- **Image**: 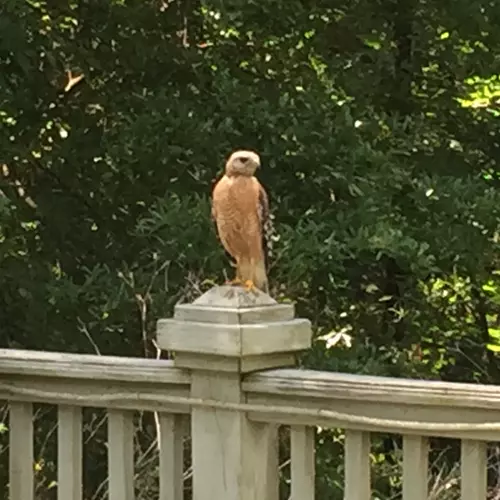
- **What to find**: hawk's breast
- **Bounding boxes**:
[212,176,263,259]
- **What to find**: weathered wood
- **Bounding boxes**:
[108,410,135,500]
[245,368,500,409]
[344,430,370,500]
[159,320,241,356]
[244,371,500,439]
[9,402,34,500]
[263,423,280,500]
[157,286,312,373]
[0,377,190,413]
[156,285,306,499]
[58,405,82,500]
[188,285,279,308]
[159,413,184,500]
[174,303,294,324]
[244,394,500,440]
[13,281,500,500]
[157,318,311,357]
[175,286,293,324]
[190,371,239,500]
[461,440,487,500]
[0,349,189,383]
[291,425,315,500]
[190,371,279,500]
[3,361,500,440]
[241,353,296,373]
[174,352,296,373]
[403,435,428,500]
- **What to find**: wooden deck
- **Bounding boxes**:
[1,285,494,499]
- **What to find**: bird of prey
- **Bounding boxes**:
[211,150,272,293]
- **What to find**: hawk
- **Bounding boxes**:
[212,150,272,293]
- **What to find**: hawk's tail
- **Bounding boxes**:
[238,258,269,294]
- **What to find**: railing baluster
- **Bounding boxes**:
[108,409,135,500]
[291,425,315,500]
[9,402,34,500]
[58,405,82,500]
[461,439,487,500]
[344,430,370,500]
[403,435,428,500]
[159,413,184,500]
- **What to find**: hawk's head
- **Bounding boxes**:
[225,150,260,177]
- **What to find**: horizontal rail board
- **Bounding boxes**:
[0,349,189,384]
[3,350,500,439]
[243,396,500,440]
[0,376,191,413]
[243,369,500,410]
[243,370,500,439]
[2,386,498,439]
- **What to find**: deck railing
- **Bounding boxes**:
[1,350,190,500]
[0,285,495,499]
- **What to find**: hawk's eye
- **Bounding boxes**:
[239,157,249,164]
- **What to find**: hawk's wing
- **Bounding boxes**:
[257,183,274,271]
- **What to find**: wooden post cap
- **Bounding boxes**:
[156,286,312,373]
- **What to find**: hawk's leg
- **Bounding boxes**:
[225,259,242,287]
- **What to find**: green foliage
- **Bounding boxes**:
[2,0,500,497]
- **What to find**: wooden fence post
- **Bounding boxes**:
[157,285,312,500]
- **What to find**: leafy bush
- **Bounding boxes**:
[2,0,500,497]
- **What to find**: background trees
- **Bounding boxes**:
[1,0,500,497]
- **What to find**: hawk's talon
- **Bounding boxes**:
[244,280,258,294]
